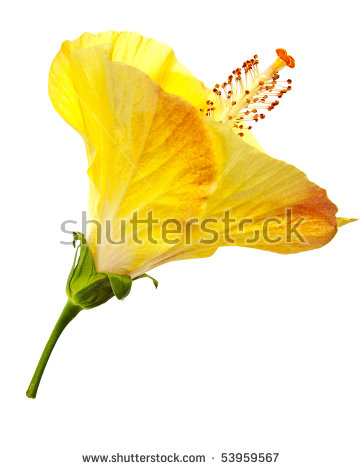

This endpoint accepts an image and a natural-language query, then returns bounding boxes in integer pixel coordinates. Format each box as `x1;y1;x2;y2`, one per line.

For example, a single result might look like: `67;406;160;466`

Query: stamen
202;49;295;137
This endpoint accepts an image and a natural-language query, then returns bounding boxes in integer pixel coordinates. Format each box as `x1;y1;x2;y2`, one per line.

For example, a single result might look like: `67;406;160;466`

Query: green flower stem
26;300;82;399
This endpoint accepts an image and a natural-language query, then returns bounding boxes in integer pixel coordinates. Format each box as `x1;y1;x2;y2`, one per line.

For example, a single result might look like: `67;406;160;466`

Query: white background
1;0;362;469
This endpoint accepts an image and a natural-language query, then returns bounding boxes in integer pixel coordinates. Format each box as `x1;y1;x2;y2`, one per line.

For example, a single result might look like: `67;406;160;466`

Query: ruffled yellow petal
111;31;209;110
49;30;210;133
54;44;217;275
210;121;339;252
116;121;341;274
163;121;339;264
141;122;340;270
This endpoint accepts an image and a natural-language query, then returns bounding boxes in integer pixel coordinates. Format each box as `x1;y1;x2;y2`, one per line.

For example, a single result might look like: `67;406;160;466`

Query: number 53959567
221;453;279;463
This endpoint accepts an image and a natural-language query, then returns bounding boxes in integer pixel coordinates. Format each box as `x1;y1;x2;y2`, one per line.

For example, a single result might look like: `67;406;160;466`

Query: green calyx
67;233;158;309
66;232;133;308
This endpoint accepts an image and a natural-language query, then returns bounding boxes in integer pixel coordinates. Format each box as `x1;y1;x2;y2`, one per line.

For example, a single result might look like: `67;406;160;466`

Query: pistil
202;49;295;137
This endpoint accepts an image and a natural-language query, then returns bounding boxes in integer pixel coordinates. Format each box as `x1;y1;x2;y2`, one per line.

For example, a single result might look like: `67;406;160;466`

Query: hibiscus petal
49;30;210;133
169;120;340;260
111;31;209;109
53;44;217;275
120;120;344;273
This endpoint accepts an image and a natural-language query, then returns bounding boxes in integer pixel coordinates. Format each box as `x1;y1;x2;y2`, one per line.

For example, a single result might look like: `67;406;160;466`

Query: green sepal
106;273;132;300
66;232;132;309
134;273;158;289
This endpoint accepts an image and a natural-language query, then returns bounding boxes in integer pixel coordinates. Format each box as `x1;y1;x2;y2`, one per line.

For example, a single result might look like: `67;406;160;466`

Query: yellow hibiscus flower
27;31;354;398
48;31;353;277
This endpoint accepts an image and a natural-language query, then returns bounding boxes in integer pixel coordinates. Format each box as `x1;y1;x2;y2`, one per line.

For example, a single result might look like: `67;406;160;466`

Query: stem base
26;300;82;399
